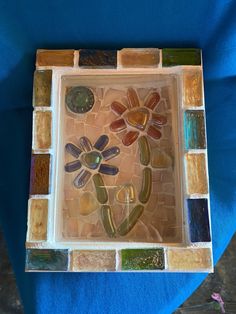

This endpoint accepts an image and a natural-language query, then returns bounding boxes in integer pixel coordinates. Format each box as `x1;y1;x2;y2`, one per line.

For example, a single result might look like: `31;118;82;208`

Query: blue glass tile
187;198;211;242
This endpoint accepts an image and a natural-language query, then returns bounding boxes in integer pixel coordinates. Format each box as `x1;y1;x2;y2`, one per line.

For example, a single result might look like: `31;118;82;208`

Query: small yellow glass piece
116;184;135;204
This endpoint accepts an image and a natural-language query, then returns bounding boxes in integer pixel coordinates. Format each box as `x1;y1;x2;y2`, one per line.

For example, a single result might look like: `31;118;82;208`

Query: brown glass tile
36;50;74;66
71;250;116;271
34;111;52;149
185;153;208;194
30;154;50;195
33;70;52;107
28;199;48;241
119;48;159;67
79;50;117;68
168;248;212;271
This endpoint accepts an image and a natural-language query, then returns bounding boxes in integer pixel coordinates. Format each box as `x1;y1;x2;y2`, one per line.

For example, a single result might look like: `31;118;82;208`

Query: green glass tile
121;248;165;270
162;48;201;66
184;110;206;149
26;249;69;271
33;70;52;106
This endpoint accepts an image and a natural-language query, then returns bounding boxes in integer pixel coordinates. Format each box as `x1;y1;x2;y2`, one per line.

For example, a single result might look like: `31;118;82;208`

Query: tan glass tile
28;199;48;241
186;153;208;194
34;111;52;149
71;250;116;271
119;48;159;68
168;248;212;271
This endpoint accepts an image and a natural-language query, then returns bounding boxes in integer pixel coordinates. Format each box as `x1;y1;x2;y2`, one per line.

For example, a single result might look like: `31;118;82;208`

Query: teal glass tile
162;48;201;66
121;248;165;270
184;110;206;149
26;249;69;271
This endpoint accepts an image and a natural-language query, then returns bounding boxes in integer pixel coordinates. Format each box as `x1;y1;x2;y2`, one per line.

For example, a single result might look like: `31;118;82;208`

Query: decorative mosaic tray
25;48;213;272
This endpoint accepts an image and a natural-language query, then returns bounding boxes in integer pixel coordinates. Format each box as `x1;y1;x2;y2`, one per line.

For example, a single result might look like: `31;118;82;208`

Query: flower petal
122;130;139;146
147;125;162;139
74;169;91;188
64;160;82;172
151;113;167;125
79;136;93;152
99;164;119;175
94;135;109;151
144;92;160;110
111;101;127;115
102;146;120;161
127;88;140;108
110;118;127;132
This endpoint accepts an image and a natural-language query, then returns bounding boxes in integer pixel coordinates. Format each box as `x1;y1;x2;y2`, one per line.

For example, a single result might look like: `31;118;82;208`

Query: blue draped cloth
0;1;236;313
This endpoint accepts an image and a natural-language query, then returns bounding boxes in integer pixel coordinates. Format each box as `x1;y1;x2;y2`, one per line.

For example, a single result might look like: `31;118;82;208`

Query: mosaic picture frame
26;48;213;272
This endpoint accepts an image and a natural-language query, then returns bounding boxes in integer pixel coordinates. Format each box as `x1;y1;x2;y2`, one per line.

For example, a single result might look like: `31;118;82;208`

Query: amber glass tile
30;154;50;195
79;50;117;68
71;250;116;271
34;111;52;149
33;70;52;107
162;48;201;66
119;48;159;67
168;248;212;271
26;249;69;271
28;199;48;241
36;50;74;66
185;153;208;194
183;70;203;107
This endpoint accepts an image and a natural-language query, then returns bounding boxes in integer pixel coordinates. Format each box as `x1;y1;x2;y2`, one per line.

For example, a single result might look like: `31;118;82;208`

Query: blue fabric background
0;1;236;313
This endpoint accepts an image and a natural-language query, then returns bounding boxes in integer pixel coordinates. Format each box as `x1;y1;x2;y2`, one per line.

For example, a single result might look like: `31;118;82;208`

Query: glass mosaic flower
64;135;120;188
109;88;167;146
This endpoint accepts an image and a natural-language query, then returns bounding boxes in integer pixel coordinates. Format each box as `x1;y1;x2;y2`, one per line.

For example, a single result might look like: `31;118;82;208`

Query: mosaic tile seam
35;48;202;69
25;248;212;272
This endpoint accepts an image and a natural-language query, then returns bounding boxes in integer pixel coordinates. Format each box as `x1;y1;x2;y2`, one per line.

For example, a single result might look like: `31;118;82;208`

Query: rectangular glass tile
36;50;74;66
121;248;164;270
183;70;203;107
28;199;48;241
168;248;212;270
185;153;208;194
26;249;69;271
34;111;52;149
71;250;116;271
184;110;206;149
79;49;117;68
187;198;211;242
162;48;201;66
30;154;50;195
33;70;52;107
119;48;159;67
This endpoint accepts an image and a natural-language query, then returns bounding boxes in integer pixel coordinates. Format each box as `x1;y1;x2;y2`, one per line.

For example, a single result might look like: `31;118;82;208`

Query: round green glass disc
66;86;95;114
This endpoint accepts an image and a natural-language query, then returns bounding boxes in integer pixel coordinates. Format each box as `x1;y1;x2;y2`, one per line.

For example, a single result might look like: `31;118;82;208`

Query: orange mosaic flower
109;88;167;146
